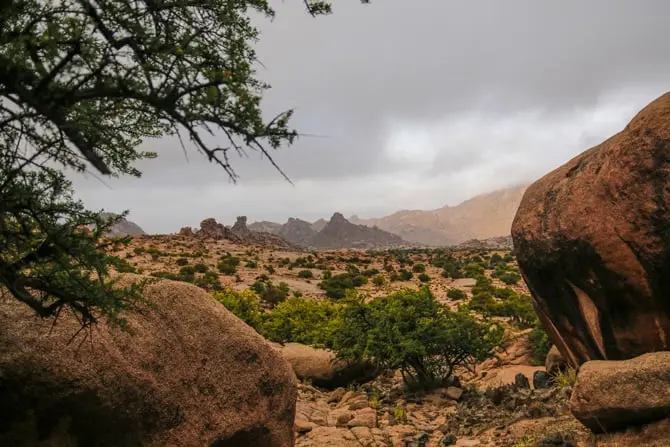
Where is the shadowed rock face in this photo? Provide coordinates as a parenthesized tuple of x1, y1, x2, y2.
(0, 278, 297, 446)
(511, 92, 670, 367)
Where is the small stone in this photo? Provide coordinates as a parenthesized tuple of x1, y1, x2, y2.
(514, 372, 530, 389)
(455, 440, 481, 447)
(441, 433, 457, 445)
(445, 386, 463, 401)
(294, 419, 314, 434)
(533, 370, 551, 389)
(346, 408, 377, 428)
(328, 387, 346, 403)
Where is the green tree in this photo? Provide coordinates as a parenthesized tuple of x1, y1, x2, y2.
(331, 287, 503, 388)
(214, 288, 262, 329)
(0, 0, 366, 325)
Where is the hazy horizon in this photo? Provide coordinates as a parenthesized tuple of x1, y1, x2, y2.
(70, 0, 670, 233)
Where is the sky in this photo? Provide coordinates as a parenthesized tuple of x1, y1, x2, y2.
(72, 0, 670, 233)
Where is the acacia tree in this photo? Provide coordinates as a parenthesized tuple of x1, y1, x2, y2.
(0, 0, 367, 326)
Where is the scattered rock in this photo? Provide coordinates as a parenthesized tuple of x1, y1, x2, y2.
(0, 277, 297, 447)
(296, 426, 361, 446)
(327, 387, 347, 404)
(295, 419, 315, 434)
(273, 343, 377, 389)
(515, 373, 530, 389)
(179, 226, 194, 236)
(512, 92, 670, 366)
(570, 352, 670, 433)
(327, 409, 355, 427)
(533, 371, 551, 389)
(545, 345, 569, 375)
(347, 408, 377, 428)
(441, 433, 457, 445)
(445, 386, 464, 401)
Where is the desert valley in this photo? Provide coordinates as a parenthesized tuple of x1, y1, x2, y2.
(2, 2, 670, 447)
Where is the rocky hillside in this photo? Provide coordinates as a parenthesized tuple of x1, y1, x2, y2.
(351, 185, 527, 246)
(96, 212, 146, 237)
(277, 218, 317, 245)
(307, 212, 408, 249)
(248, 220, 283, 234)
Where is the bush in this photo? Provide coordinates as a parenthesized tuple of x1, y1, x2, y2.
(214, 289, 262, 329)
(417, 273, 430, 283)
(264, 264, 275, 274)
(500, 272, 521, 285)
(331, 287, 503, 388)
(319, 272, 368, 300)
(176, 257, 189, 266)
(298, 269, 313, 279)
(245, 260, 258, 268)
(530, 319, 553, 363)
(398, 269, 413, 281)
(372, 275, 386, 287)
(361, 268, 380, 277)
(259, 298, 336, 347)
(217, 255, 239, 275)
(446, 288, 467, 300)
(411, 263, 425, 273)
(251, 279, 290, 307)
(194, 263, 208, 273)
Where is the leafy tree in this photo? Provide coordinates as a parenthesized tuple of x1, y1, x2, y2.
(331, 287, 503, 388)
(319, 272, 367, 299)
(214, 289, 262, 329)
(260, 297, 337, 347)
(372, 274, 385, 288)
(251, 278, 290, 307)
(0, 0, 367, 325)
(529, 319, 553, 364)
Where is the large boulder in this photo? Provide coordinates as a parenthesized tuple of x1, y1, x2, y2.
(273, 343, 377, 389)
(570, 352, 670, 433)
(512, 92, 670, 367)
(545, 345, 569, 376)
(0, 278, 297, 446)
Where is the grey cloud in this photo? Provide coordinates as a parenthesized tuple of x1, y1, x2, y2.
(72, 0, 670, 232)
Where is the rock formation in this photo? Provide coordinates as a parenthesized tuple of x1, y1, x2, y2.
(570, 352, 670, 433)
(248, 220, 283, 234)
(278, 218, 317, 246)
(272, 343, 377, 389)
(307, 213, 408, 250)
(512, 92, 670, 367)
(90, 212, 146, 237)
(198, 217, 238, 241)
(231, 215, 251, 235)
(196, 217, 300, 250)
(0, 278, 297, 446)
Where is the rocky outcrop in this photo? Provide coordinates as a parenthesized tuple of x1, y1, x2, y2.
(512, 92, 670, 367)
(89, 212, 146, 237)
(273, 343, 377, 389)
(278, 218, 317, 246)
(0, 278, 297, 446)
(248, 221, 283, 234)
(196, 217, 301, 250)
(570, 352, 670, 433)
(456, 235, 514, 250)
(231, 215, 251, 235)
(308, 213, 408, 250)
(179, 226, 194, 236)
(198, 217, 238, 241)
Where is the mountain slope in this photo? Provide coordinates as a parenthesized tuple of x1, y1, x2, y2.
(307, 213, 408, 249)
(351, 185, 527, 246)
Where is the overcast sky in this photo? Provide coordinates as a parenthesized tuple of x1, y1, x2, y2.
(73, 0, 670, 233)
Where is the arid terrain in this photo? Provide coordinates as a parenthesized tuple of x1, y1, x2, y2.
(93, 228, 663, 447)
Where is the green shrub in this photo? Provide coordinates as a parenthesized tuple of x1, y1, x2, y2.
(417, 273, 430, 283)
(361, 268, 380, 277)
(529, 319, 553, 363)
(214, 289, 262, 329)
(176, 257, 189, 266)
(251, 279, 290, 307)
(446, 288, 467, 300)
(260, 297, 336, 347)
(331, 287, 503, 388)
(217, 261, 237, 275)
(264, 264, 275, 274)
(298, 269, 314, 279)
(245, 260, 258, 268)
(194, 263, 208, 273)
(398, 269, 413, 281)
(319, 272, 368, 300)
(411, 263, 425, 273)
(500, 272, 521, 285)
(372, 275, 386, 287)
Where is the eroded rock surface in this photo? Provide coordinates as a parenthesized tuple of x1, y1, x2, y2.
(0, 278, 297, 446)
(512, 92, 670, 366)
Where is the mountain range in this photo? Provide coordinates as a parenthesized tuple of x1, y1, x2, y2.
(249, 184, 527, 246)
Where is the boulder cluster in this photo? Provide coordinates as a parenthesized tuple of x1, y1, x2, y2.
(513, 91, 670, 434)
